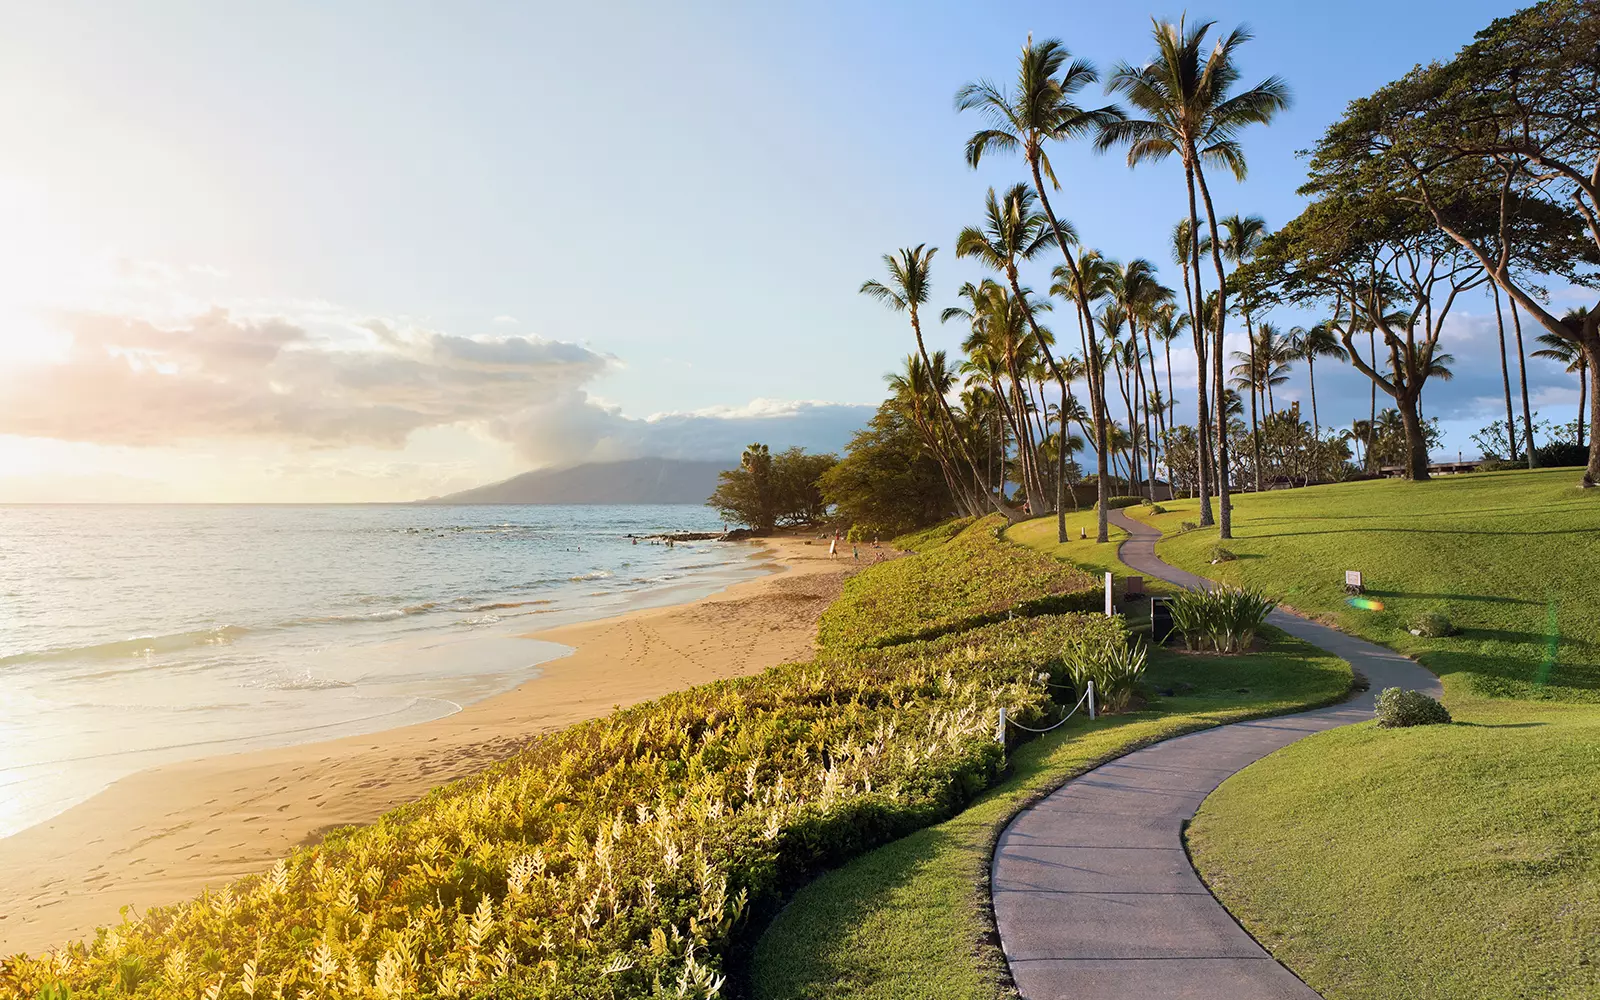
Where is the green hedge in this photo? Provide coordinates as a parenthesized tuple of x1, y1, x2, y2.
(817, 516, 1100, 651)
(5, 614, 1125, 1000)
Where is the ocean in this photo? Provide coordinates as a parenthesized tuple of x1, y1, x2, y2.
(0, 504, 761, 838)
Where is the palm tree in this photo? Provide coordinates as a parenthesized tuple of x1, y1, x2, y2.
(957, 36, 1122, 541)
(1169, 219, 1213, 518)
(1289, 321, 1348, 442)
(957, 184, 1061, 527)
(1100, 17, 1292, 538)
(1221, 213, 1268, 490)
(862, 245, 992, 516)
(1534, 310, 1589, 449)
(1109, 258, 1167, 498)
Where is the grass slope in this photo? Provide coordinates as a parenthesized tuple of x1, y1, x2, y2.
(1146, 467, 1598, 701)
(817, 516, 1097, 650)
(1005, 507, 1174, 594)
(751, 631, 1353, 1000)
(1146, 469, 1600, 999)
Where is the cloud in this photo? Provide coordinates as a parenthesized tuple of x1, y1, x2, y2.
(0, 305, 869, 466)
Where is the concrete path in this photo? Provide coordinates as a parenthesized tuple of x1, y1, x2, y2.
(992, 509, 1441, 1000)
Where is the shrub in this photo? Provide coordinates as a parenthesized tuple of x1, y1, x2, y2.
(1148, 504, 1168, 514)
(1374, 687, 1452, 727)
(1097, 495, 1144, 510)
(2, 613, 1126, 1000)
(1409, 611, 1456, 637)
(1179, 520, 1199, 532)
(1535, 441, 1588, 468)
(818, 516, 1099, 649)
(1168, 586, 1278, 654)
(1062, 633, 1148, 713)
(1210, 545, 1237, 563)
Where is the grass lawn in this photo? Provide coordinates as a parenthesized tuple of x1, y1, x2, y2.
(1004, 507, 1163, 588)
(749, 631, 1353, 1000)
(1147, 467, 1599, 701)
(1144, 468, 1600, 999)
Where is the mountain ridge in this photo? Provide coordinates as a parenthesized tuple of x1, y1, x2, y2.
(417, 457, 732, 504)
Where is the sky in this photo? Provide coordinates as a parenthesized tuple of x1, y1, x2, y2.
(0, 0, 1586, 502)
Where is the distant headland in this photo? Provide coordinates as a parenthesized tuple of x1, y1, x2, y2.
(416, 457, 732, 504)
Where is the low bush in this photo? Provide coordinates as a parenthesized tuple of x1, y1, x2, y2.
(1097, 496, 1144, 510)
(1062, 632, 1148, 713)
(1409, 611, 1456, 638)
(1179, 520, 1199, 532)
(817, 516, 1098, 650)
(2, 614, 1126, 1000)
(1374, 687, 1452, 728)
(1168, 586, 1278, 654)
(1210, 545, 1237, 564)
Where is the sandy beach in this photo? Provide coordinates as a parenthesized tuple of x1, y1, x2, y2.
(0, 534, 852, 956)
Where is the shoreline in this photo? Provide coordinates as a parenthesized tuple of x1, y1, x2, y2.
(0, 534, 851, 956)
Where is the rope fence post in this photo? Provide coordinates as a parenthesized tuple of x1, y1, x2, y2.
(996, 706, 1006, 744)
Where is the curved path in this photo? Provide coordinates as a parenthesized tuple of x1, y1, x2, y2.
(992, 509, 1440, 1000)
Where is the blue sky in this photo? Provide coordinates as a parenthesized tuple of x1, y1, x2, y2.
(0, 1, 1579, 500)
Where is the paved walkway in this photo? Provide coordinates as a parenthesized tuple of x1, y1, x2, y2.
(992, 509, 1441, 1000)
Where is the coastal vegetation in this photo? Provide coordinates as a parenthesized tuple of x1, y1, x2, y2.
(815, 516, 1097, 650)
(706, 445, 836, 533)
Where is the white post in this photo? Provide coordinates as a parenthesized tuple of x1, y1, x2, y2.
(996, 707, 1006, 744)
(1104, 572, 1114, 617)
(1088, 681, 1097, 720)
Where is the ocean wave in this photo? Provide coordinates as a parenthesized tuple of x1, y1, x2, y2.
(254, 669, 357, 692)
(0, 625, 251, 668)
(458, 614, 502, 626)
(568, 570, 613, 582)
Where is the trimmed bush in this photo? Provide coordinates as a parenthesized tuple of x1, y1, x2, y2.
(1535, 441, 1588, 468)
(2, 613, 1126, 1000)
(818, 516, 1099, 650)
(1409, 611, 1456, 637)
(1179, 520, 1199, 532)
(1210, 545, 1237, 564)
(1168, 586, 1278, 654)
(1374, 687, 1452, 728)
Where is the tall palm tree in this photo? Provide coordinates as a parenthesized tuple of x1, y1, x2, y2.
(1109, 258, 1166, 498)
(957, 184, 1061, 526)
(1100, 17, 1292, 538)
(957, 36, 1123, 541)
(862, 246, 991, 516)
(1535, 309, 1590, 449)
(1221, 213, 1268, 490)
(1289, 321, 1348, 442)
(1170, 219, 1214, 518)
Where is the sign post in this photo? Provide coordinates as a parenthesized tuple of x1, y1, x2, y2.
(1104, 572, 1114, 616)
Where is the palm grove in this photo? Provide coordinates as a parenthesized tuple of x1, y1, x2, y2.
(716, 2, 1598, 541)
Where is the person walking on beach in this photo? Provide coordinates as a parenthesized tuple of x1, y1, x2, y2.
(852, 543, 860, 561)
(828, 536, 838, 558)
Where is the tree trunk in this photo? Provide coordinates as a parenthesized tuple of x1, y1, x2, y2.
(1244, 312, 1262, 491)
(1398, 394, 1432, 481)
(1028, 157, 1111, 542)
(1491, 283, 1519, 461)
(909, 307, 1003, 518)
(1182, 167, 1214, 527)
(1193, 160, 1232, 537)
(1510, 297, 1537, 468)
(1369, 331, 1378, 473)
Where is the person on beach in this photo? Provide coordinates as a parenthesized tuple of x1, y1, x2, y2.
(828, 536, 837, 558)
(852, 543, 860, 560)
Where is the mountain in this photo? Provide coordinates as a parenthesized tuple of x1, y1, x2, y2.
(419, 458, 732, 504)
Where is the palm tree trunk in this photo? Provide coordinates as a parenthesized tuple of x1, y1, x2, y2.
(1028, 157, 1111, 542)
(1179, 184, 1215, 524)
(1243, 312, 1262, 491)
(1192, 160, 1231, 537)
(909, 307, 995, 517)
(1491, 283, 1519, 461)
(1309, 355, 1321, 441)
(1510, 297, 1537, 467)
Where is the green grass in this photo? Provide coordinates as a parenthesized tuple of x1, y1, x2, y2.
(1190, 698, 1600, 1000)
(817, 516, 1098, 650)
(751, 630, 1354, 1000)
(1005, 506, 1175, 594)
(1150, 468, 1600, 702)
(1145, 469, 1600, 999)
(889, 517, 977, 553)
